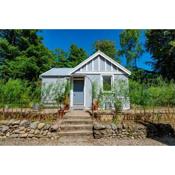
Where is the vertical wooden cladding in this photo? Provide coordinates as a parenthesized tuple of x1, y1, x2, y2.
(75, 55, 120, 73)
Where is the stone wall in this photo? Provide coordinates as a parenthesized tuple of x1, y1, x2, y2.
(0, 119, 59, 139)
(93, 121, 175, 139)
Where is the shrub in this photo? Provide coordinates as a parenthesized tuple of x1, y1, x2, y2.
(114, 98, 122, 113)
(129, 77, 175, 108)
(0, 79, 31, 107)
(30, 81, 41, 103)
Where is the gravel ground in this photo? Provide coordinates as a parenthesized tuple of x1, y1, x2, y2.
(0, 136, 175, 146)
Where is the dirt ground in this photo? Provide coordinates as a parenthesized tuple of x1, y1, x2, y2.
(0, 136, 175, 146)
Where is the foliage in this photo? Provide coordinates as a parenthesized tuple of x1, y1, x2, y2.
(129, 80, 142, 106)
(145, 30, 175, 80)
(119, 30, 143, 68)
(54, 44, 88, 68)
(114, 98, 122, 113)
(54, 83, 67, 109)
(0, 79, 32, 107)
(129, 77, 175, 108)
(93, 40, 119, 60)
(92, 81, 98, 100)
(96, 79, 129, 110)
(113, 79, 129, 100)
(68, 44, 87, 67)
(30, 81, 41, 103)
(0, 30, 54, 81)
(130, 67, 160, 84)
(54, 48, 70, 68)
(63, 80, 71, 105)
(41, 79, 71, 109)
(103, 76, 111, 91)
(103, 82, 111, 91)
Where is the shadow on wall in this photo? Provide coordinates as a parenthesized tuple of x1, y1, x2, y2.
(137, 121, 175, 146)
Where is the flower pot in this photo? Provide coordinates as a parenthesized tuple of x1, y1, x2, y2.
(93, 99, 99, 111)
(58, 109, 64, 118)
(64, 104, 69, 110)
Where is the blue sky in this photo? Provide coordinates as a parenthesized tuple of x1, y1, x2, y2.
(39, 29, 153, 71)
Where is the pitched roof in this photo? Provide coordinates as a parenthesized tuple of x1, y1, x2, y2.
(40, 51, 131, 77)
(70, 50, 131, 75)
(40, 68, 72, 77)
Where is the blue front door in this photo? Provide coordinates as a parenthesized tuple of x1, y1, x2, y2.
(73, 79, 84, 105)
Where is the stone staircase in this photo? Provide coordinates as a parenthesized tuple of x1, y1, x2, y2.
(59, 110, 93, 136)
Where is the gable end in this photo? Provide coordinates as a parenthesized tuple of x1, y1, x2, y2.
(70, 51, 131, 75)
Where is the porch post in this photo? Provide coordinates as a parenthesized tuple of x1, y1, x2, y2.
(70, 77, 73, 108)
(85, 75, 94, 117)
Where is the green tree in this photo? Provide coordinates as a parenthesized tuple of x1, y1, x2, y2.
(68, 44, 87, 67)
(145, 30, 175, 80)
(0, 30, 54, 81)
(54, 48, 70, 68)
(119, 30, 143, 68)
(94, 40, 118, 60)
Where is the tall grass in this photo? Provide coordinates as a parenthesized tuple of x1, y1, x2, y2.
(129, 77, 175, 109)
(0, 79, 41, 108)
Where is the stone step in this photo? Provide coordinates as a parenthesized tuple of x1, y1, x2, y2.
(64, 111, 90, 117)
(65, 112, 91, 117)
(62, 118, 92, 125)
(60, 124, 92, 131)
(64, 115, 91, 118)
(59, 130, 93, 136)
(60, 110, 93, 136)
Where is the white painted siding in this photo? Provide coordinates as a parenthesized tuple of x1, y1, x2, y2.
(84, 74, 130, 110)
(87, 61, 92, 71)
(100, 57, 105, 71)
(85, 74, 101, 108)
(94, 57, 98, 69)
(106, 61, 111, 71)
(74, 55, 125, 74)
(41, 77, 68, 105)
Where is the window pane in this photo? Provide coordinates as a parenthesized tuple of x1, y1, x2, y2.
(103, 76, 111, 91)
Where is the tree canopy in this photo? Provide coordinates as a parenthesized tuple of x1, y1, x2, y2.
(54, 44, 88, 68)
(54, 48, 69, 68)
(145, 30, 175, 80)
(93, 40, 118, 60)
(119, 30, 143, 68)
(68, 44, 87, 67)
(0, 30, 54, 81)
(1, 29, 175, 83)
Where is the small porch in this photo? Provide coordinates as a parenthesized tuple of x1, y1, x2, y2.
(70, 75, 87, 110)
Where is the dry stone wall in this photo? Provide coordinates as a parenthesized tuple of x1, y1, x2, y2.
(93, 121, 175, 139)
(0, 119, 59, 139)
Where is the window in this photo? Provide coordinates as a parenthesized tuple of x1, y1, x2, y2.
(103, 76, 112, 91)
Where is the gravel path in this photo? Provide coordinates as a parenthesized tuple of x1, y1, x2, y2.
(1, 136, 175, 146)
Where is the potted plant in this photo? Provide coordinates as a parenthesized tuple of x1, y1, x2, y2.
(64, 95, 70, 110)
(93, 99, 99, 110)
(114, 98, 122, 114)
(58, 106, 64, 118)
(92, 81, 99, 111)
(54, 82, 66, 118)
(63, 81, 71, 111)
(56, 94, 65, 118)
(54, 80, 71, 118)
